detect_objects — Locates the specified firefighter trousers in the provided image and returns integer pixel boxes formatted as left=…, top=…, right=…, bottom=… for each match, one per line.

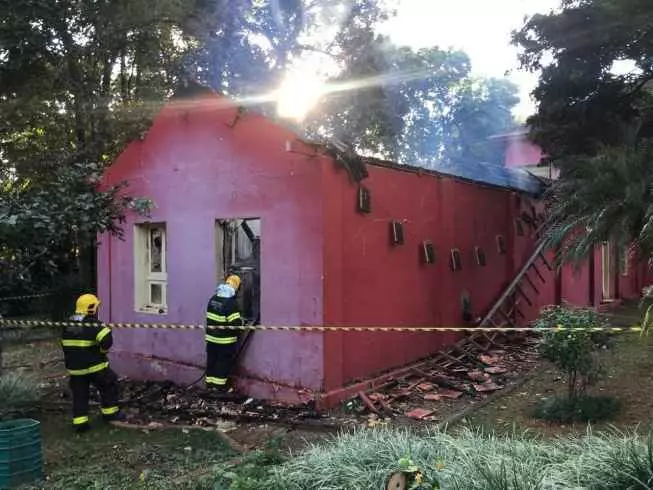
left=205, top=334, right=241, bottom=388
left=69, top=367, right=120, bottom=427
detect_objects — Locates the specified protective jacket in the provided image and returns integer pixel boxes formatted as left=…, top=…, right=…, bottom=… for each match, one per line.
left=61, top=315, right=112, bottom=376
left=205, top=293, right=244, bottom=388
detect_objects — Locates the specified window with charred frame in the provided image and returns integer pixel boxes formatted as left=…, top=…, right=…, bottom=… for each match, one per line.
left=421, top=241, right=435, bottom=264
left=474, top=246, right=487, bottom=267
left=357, top=186, right=371, bottom=214
left=390, top=221, right=404, bottom=245
left=496, top=234, right=507, bottom=254
left=515, top=217, right=525, bottom=236
left=134, top=223, right=167, bottom=314
left=450, top=248, right=462, bottom=271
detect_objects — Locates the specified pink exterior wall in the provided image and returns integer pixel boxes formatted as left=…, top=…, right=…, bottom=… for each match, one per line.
left=504, top=134, right=545, bottom=168
left=97, top=94, right=327, bottom=401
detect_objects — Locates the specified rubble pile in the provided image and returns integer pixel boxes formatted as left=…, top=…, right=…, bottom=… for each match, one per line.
left=347, top=333, right=540, bottom=422
left=117, top=380, right=335, bottom=428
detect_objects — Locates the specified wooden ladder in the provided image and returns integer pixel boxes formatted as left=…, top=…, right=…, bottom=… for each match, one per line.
left=469, top=237, right=553, bottom=349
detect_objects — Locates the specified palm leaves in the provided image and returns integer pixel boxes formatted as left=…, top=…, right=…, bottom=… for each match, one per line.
left=544, top=140, right=653, bottom=267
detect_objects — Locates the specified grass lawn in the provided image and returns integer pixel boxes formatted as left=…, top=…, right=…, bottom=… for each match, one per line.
left=2, top=338, right=235, bottom=489
left=462, top=333, right=653, bottom=435
left=23, top=413, right=235, bottom=489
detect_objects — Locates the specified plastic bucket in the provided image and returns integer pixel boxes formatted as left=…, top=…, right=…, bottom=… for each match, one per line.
left=0, top=419, right=43, bottom=489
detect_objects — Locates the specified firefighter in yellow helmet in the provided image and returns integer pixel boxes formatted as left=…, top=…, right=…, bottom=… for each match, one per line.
left=61, top=293, right=125, bottom=432
left=205, top=275, right=244, bottom=397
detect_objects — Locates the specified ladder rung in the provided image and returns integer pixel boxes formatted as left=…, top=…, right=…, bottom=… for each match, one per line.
left=524, top=273, right=540, bottom=294
left=497, top=308, right=517, bottom=327
left=515, top=285, right=533, bottom=306
left=531, top=262, right=546, bottom=282
left=538, top=252, right=553, bottom=271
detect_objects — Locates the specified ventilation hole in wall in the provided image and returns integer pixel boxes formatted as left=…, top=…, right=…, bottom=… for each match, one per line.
left=515, top=218, right=525, bottom=236
left=357, top=186, right=371, bottom=214
left=390, top=221, right=404, bottom=246
left=421, top=241, right=435, bottom=264
left=496, top=234, right=507, bottom=255
left=475, top=246, right=487, bottom=267
left=450, top=248, right=462, bottom=271
left=521, top=211, right=535, bottom=229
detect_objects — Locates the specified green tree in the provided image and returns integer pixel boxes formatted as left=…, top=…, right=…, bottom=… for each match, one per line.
left=0, top=0, right=200, bottom=294
left=514, top=0, right=653, bottom=161
left=305, top=42, right=519, bottom=166
left=513, top=0, right=653, bottom=262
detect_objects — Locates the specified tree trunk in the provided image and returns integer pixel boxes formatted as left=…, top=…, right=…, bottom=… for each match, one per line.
left=78, top=240, right=97, bottom=292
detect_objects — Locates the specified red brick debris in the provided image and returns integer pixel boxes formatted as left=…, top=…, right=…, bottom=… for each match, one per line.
left=349, top=332, right=539, bottom=421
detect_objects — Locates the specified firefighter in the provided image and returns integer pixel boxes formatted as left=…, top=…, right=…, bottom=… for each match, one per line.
left=205, top=275, right=244, bottom=395
left=61, top=293, right=124, bottom=432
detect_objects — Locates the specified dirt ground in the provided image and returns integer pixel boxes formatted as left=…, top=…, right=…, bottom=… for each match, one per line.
left=464, top=333, right=653, bottom=436
left=3, top=304, right=652, bottom=463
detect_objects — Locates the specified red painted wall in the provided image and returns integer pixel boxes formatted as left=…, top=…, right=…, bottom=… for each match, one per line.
left=321, top=162, right=530, bottom=386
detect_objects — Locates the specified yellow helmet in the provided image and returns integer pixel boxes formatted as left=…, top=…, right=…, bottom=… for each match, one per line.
left=75, top=294, right=101, bottom=315
left=225, top=275, right=241, bottom=291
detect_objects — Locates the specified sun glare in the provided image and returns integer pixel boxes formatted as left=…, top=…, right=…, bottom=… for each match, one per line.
left=276, top=70, right=325, bottom=121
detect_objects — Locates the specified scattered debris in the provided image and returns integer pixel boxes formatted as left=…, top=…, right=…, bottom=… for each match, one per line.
left=485, top=366, right=509, bottom=375
left=479, top=354, right=501, bottom=365
left=405, top=408, right=434, bottom=420
left=348, top=332, right=539, bottom=422
left=423, top=393, right=442, bottom=401
left=473, top=382, right=503, bottom=393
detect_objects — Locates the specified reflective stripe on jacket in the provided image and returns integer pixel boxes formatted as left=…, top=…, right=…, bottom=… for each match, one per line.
left=205, top=294, right=243, bottom=344
left=61, top=316, right=112, bottom=376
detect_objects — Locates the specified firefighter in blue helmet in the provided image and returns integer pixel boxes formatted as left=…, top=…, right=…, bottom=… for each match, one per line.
left=205, top=275, right=244, bottom=395
left=61, top=294, right=125, bottom=432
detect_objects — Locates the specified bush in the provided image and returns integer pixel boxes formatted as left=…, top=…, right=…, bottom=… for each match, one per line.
left=532, top=395, right=621, bottom=423
left=229, top=428, right=653, bottom=490
left=534, top=305, right=610, bottom=400
left=0, top=371, right=42, bottom=420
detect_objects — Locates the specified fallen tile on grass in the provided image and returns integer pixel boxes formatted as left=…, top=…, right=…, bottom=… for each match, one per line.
left=417, top=382, right=435, bottom=392
left=473, top=382, right=503, bottom=393
left=467, top=370, right=491, bottom=382
left=438, top=389, right=463, bottom=399
left=405, top=408, right=435, bottom=420
left=484, top=366, right=509, bottom=374
left=479, top=354, right=501, bottom=365
left=424, top=393, right=442, bottom=401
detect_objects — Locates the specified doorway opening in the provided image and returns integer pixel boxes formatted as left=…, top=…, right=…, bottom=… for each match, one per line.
left=215, top=218, right=261, bottom=325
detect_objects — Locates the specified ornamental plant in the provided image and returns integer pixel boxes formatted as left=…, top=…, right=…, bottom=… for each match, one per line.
left=534, top=305, right=607, bottom=400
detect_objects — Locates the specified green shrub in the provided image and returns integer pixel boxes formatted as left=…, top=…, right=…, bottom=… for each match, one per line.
left=0, top=371, right=42, bottom=420
left=215, top=437, right=286, bottom=490
left=534, top=305, right=609, bottom=400
left=532, top=395, right=621, bottom=423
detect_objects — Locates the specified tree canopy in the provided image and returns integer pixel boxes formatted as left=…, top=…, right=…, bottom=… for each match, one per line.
left=514, top=0, right=653, bottom=262
left=1, top=0, right=520, bottom=295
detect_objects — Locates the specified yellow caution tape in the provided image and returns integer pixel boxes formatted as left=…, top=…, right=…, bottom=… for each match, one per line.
left=0, top=318, right=644, bottom=333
